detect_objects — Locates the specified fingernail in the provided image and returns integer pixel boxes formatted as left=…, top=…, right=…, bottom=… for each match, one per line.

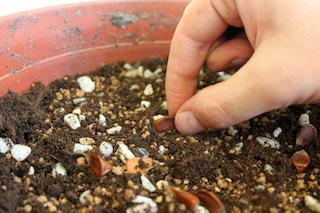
left=230, top=58, right=245, bottom=67
left=176, top=111, right=205, bottom=134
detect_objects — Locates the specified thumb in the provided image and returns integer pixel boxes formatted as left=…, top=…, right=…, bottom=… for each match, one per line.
left=174, top=47, right=298, bottom=134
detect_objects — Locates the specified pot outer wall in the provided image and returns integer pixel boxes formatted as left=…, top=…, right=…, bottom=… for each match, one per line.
left=0, top=0, right=189, bottom=96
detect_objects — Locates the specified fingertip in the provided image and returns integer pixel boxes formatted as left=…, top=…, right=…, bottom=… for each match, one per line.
left=175, top=111, right=206, bottom=134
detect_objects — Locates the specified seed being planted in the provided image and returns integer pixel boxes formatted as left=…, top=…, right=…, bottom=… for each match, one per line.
left=290, top=150, right=311, bottom=173
left=126, top=157, right=153, bottom=174
left=170, top=187, right=200, bottom=212
left=85, top=153, right=112, bottom=177
left=153, top=116, right=175, bottom=133
left=196, top=190, right=226, bottom=213
left=296, top=124, right=317, bottom=146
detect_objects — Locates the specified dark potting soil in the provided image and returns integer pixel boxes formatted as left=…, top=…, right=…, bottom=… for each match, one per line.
left=0, top=58, right=320, bottom=213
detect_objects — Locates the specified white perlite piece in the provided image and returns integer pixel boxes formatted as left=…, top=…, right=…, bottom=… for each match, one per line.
left=153, top=115, right=164, bottom=121
left=305, top=195, right=320, bottom=212
left=73, top=97, right=87, bottom=104
left=107, top=125, right=122, bottom=134
left=264, top=164, right=274, bottom=175
left=123, top=63, right=133, bottom=70
left=72, top=108, right=81, bottom=115
left=79, top=137, right=95, bottom=145
left=77, top=76, right=95, bottom=93
left=73, top=143, right=93, bottom=154
left=99, top=114, right=107, bottom=126
left=273, top=127, right=282, bottom=138
left=118, top=142, right=135, bottom=160
left=234, top=142, right=244, bottom=154
left=28, top=166, right=35, bottom=175
left=158, top=145, right=165, bottom=155
left=79, top=115, right=86, bottom=121
left=141, top=175, right=156, bottom=192
left=0, top=137, right=13, bottom=154
left=143, top=84, right=154, bottom=96
left=299, top=113, right=310, bottom=126
left=227, top=126, right=238, bottom=136
left=195, top=205, right=209, bottom=213
left=125, top=66, right=144, bottom=78
left=127, top=195, right=158, bottom=213
left=143, top=69, right=156, bottom=79
left=11, top=144, right=31, bottom=161
left=64, top=113, right=81, bottom=130
left=161, top=101, right=168, bottom=110
left=99, top=142, right=113, bottom=158
left=141, top=100, right=151, bottom=108
left=52, top=163, right=67, bottom=177
left=217, top=71, right=232, bottom=82
left=256, top=137, right=280, bottom=149
left=79, top=190, right=91, bottom=205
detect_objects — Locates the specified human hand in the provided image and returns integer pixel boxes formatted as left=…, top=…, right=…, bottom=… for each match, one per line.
left=166, top=0, right=320, bottom=134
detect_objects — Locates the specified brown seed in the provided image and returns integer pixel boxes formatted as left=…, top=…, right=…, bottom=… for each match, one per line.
left=196, top=190, right=226, bottom=213
left=170, top=187, right=200, bottom=212
left=296, top=124, right=317, bottom=146
left=290, top=150, right=311, bottom=173
left=126, top=157, right=153, bottom=174
left=85, top=153, right=112, bottom=177
left=153, top=116, right=175, bottom=133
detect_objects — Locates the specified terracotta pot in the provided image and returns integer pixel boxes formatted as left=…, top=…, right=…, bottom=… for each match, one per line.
left=0, top=0, right=189, bottom=96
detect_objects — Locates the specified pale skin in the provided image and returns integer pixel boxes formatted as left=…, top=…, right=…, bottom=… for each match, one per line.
left=166, top=0, right=320, bottom=134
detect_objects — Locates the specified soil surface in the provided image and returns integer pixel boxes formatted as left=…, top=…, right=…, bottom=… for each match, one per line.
left=0, top=58, right=320, bottom=213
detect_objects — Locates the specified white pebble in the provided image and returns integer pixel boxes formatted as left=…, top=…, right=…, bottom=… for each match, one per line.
left=79, top=137, right=95, bottom=145
left=123, top=63, right=133, bottom=70
left=28, top=166, right=35, bottom=175
left=118, top=142, right=135, bottom=160
left=52, top=163, right=67, bottom=177
left=130, top=84, right=140, bottom=90
left=141, top=100, right=151, bottom=108
left=0, top=137, right=13, bottom=154
left=195, top=205, right=209, bottom=213
left=153, top=115, right=164, bottom=121
left=141, top=175, right=156, bottom=192
left=217, top=72, right=232, bottom=82
left=264, top=164, right=274, bottom=175
left=125, top=66, right=144, bottom=78
left=77, top=76, right=95, bottom=93
left=256, top=137, right=280, bottom=149
left=161, top=101, right=168, bottom=110
left=73, top=143, right=93, bottom=154
left=154, top=68, right=163, bottom=76
left=273, top=127, right=282, bottom=138
left=234, top=142, right=244, bottom=154
left=64, top=113, right=81, bottom=130
left=99, top=142, right=113, bottom=158
left=107, top=125, right=122, bottom=134
left=227, top=126, right=238, bottom=136
left=129, top=195, right=158, bottom=213
left=143, top=84, right=154, bottom=96
left=99, top=114, right=107, bottom=126
left=79, top=190, right=91, bottom=205
left=78, top=115, right=86, bottom=121
left=299, top=113, right=310, bottom=126
left=72, top=108, right=81, bottom=115
left=143, top=69, right=155, bottom=79
left=73, top=98, right=87, bottom=104
left=158, top=145, right=165, bottom=155
left=305, top=195, right=320, bottom=213
left=255, top=184, right=265, bottom=191
left=11, top=144, right=31, bottom=161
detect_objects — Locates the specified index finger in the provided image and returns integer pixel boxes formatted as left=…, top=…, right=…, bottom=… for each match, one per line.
left=165, top=0, right=228, bottom=115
